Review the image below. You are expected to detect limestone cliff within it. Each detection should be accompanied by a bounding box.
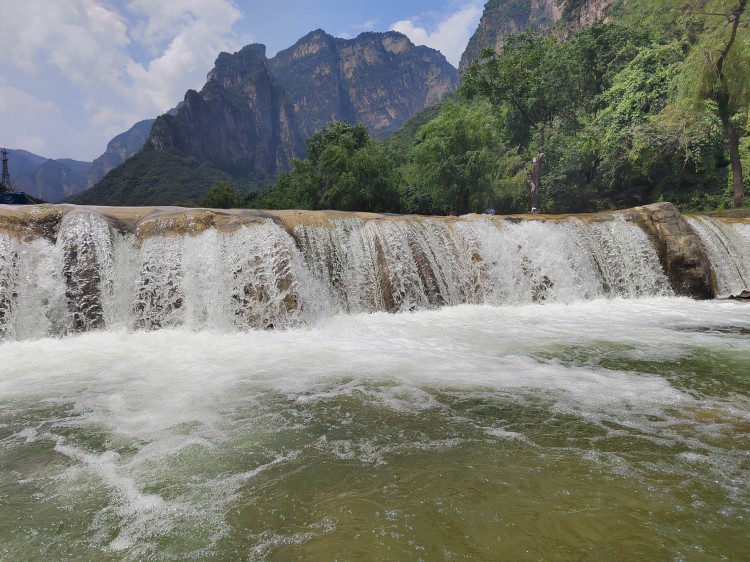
[269,30,458,139]
[458,0,614,76]
[145,44,304,180]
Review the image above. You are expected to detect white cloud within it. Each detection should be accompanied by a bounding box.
[0,87,60,155]
[390,3,483,67]
[0,1,484,160]
[0,0,244,160]
[340,18,379,39]
[354,19,378,31]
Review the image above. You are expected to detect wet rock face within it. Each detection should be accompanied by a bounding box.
[728,290,750,300]
[0,244,17,338]
[624,203,715,299]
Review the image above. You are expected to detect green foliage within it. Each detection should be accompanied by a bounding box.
[72,148,238,207]
[382,101,446,156]
[75,1,750,214]
[462,33,584,149]
[258,122,402,212]
[676,0,750,206]
[453,5,748,213]
[201,181,244,209]
[404,99,526,215]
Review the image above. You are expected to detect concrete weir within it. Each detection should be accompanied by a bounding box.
[0,202,746,339]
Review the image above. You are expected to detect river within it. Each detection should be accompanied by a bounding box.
[2,298,749,560]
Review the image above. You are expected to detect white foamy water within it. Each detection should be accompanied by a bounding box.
[2,298,749,560]
[687,215,750,296]
[1,212,678,340]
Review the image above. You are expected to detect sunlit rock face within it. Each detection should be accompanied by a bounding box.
[269,30,458,140]
[458,0,614,76]
[1,202,745,340]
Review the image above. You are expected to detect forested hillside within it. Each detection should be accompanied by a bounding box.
[254,0,748,215]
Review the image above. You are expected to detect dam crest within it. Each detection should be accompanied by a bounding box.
[1,202,748,340]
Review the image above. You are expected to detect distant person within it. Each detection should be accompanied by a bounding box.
[531,207,539,214]
[486,208,495,215]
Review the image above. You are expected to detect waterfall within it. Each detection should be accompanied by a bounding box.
[687,216,750,296]
[0,208,681,340]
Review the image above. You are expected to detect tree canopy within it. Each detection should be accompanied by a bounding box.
[252,1,749,215]
[258,122,403,213]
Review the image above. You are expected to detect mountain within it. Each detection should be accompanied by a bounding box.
[74,30,458,206]
[72,148,235,207]
[4,149,91,202]
[86,119,155,188]
[269,30,457,140]
[145,43,303,181]
[458,0,614,76]
[384,0,616,156]
[3,122,155,202]
[76,43,302,205]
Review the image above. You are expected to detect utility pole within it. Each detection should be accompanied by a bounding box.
[1,148,13,193]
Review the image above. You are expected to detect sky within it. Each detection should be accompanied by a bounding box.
[0,0,485,162]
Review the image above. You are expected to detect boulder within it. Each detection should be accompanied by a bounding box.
[623,203,715,299]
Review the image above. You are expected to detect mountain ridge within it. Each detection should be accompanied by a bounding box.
[74,29,458,206]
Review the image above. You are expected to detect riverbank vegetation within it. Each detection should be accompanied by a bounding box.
[234,1,750,214]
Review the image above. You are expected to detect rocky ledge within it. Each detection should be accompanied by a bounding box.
[0,202,737,300]
[727,290,750,300]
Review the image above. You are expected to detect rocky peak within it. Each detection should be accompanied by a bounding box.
[269,29,457,139]
[458,0,613,76]
[80,29,457,205]
[287,29,336,60]
[207,44,269,89]
[146,45,303,178]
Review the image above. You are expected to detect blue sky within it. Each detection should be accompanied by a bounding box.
[0,1,484,162]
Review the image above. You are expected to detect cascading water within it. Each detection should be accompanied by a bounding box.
[0,210,675,340]
[687,215,750,296]
[2,204,750,560]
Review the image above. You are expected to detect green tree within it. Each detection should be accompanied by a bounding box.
[406,99,525,215]
[258,122,402,212]
[678,0,750,207]
[201,181,244,209]
[463,34,584,149]
[590,43,687,205]
[462,33,587,211]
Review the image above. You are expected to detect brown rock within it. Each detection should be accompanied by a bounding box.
[624,203,715,299]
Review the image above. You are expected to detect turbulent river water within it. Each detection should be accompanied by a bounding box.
[1,208,749,560]
[2,299,749,560]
